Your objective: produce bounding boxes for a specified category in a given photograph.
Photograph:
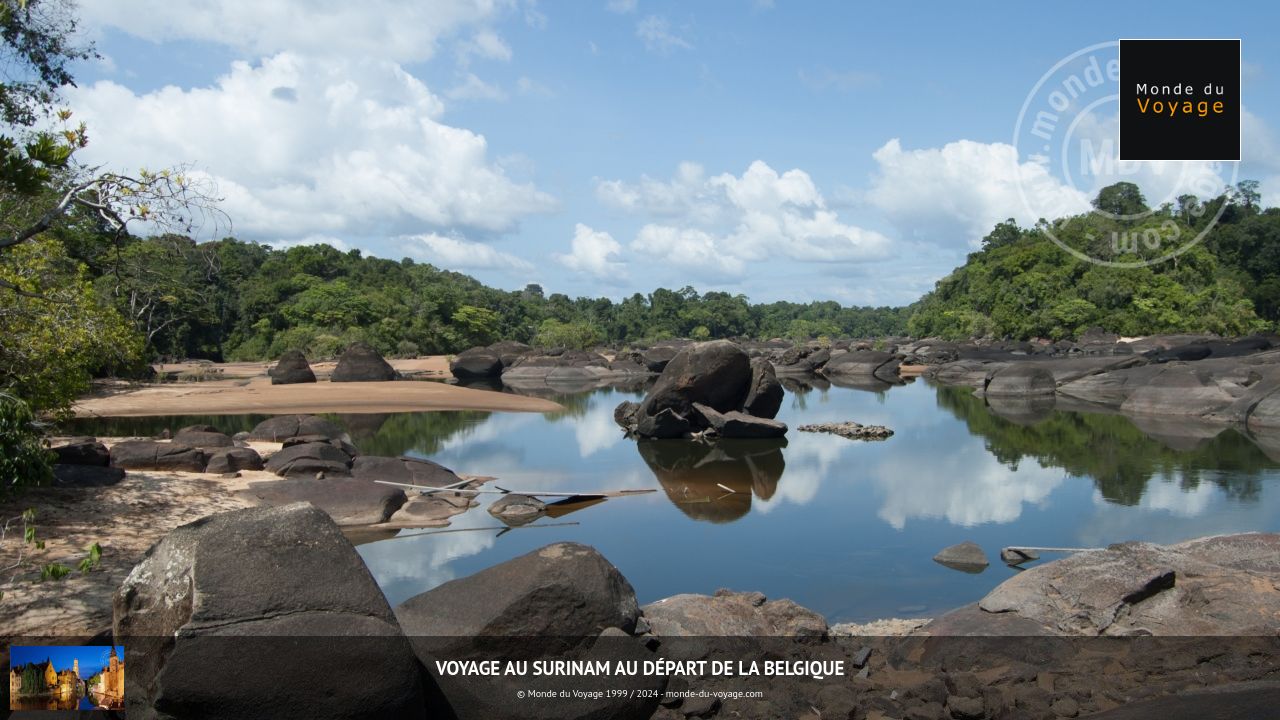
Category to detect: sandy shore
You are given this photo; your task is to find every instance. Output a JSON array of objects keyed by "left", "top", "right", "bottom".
[
  {"left": 74, "top": 356, "right": 562, "bottom": 417},
  {"left": 0, "top": 462, "right": 265, "bottom": 638}
]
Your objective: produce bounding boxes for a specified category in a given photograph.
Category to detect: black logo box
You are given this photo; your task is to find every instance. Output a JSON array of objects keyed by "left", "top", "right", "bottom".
[{"left": 1119, "top": 38, "right": 1241, "bottom": 161}]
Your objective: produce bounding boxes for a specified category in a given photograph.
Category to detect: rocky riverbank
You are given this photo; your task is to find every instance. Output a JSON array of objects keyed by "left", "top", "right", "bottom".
[{"left": 12, "top": 495, "right": 1276, "bottom": 719}]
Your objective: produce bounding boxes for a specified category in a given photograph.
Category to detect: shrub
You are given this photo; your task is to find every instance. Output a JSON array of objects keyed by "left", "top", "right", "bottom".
[{"left": 0, "top": 395, "right": 53, "bottom": 497}]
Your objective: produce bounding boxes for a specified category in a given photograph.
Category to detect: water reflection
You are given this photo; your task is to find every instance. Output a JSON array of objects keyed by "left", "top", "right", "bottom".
[
  {"left": 67, "top": 378, "right": 1280, "bottom": 621},
  {"left": 638, "top": 439, "right": 787, "bottom": 523}
]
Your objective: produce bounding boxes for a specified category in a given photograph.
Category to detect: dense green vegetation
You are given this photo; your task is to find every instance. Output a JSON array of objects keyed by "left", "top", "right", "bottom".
[
  {"left": 908, "top": 182, "right": 1276, "bottom": 341},
  {"left": 42, "top": 231, "right": 913, "bottom": 364}
]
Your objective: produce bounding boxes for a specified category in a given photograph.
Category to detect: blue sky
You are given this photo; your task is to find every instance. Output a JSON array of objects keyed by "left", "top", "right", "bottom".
[
  {"left": 65, "top": 2, "right": 1280, "bottom": 306},
  {"left": 10, "top": 645, "right": 124, "bottom": 677}
]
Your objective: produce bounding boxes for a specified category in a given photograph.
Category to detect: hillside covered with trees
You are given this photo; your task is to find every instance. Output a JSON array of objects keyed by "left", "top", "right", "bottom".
[{"left": 907, "top": 181, "right": 1278, "bottom": 341}]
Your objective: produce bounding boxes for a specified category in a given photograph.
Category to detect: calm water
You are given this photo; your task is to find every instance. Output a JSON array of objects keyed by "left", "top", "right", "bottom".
[{"left": 69, "top": 380, "right": 1280, "bottom": 623}]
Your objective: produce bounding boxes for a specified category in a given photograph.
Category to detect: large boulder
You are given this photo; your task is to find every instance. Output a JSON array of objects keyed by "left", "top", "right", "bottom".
[
  {"left": 693, "top": 404, "right": 788, "bottom": 439},
  {"left": 1247, "top": 385, "right": 1280, "bottom": 431},
  {"left": 241, "top": 477, "right": 407, "bottom": 525},
  {"left": 1057, "top": 364, "right": 1168, "bottom": 408},
  {"left": 974, "top": 533, "right": 1280, "bottom": 636},
  {"left": 821, "top": 350, "right": 900, "bottom": 382},
  {"left": 983, "top": 363, "right": 1056, "bottom": 397},
  {"left": 331, "top": 342, "right": 399, "bottom": 382},
  {"left": 109, "top": 441, "right": 209, "bottom": 472},
  {"left": 621, "top": 340, "right": 754, "bottom": 438},
  {"left": 204, "top": 447, "right": 264, "bottom": 474},
  {"left": 350, "top": 455, "right": 463, "bottom": 488},
  {"left": 641, "top": 589, "right": 828, "bottom": 637},
  {"left": 1120, "top": 366, "right": 1237, "bottom": 418},
  {"left": 488, "top": 340, "right": 533, "bottom": 368},
  {"left": 396, "top": 541, "right": 641, "bottom": 658},
  {"left": 450, "top": 346, "right": 503, "bottom": 380},
  {"left": 933, "top": 541, "right": 989, "bottom": 573},
  {"left": 264, "top": 441, "right": 355, "bottom": 477},
  {"left": 247, "top": 414, "right": 346, "bottom": 442},
  {"left": 268, "top": 349, "right": 317, "bottom": 385},
  {"left": 641, "top": 345, "right": 678, "bottom": 373},
  {"left": 173, "top": 426, "right": 235, "bottom": 448},
  {"left": 51, "top": 437, "right": 110, "bottom": 466},
  {"left": 114, "top": 503, "right": 424, "bottom": 718},
  {"left": 742, "top": 358, "right": 784, "bottom": 419}
]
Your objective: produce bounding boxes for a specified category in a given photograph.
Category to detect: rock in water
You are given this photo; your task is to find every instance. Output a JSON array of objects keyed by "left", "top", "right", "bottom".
[
  {"left": 933, "top": 541, "right": 990, "bottom": 573},
  {"left": 113, "top": 503, "right": 424, "bottom": 719},
  {"left": 268, "top": 349, "right": 317, "bottom": 385},
  {"left": 450, "top": 346, "right": 503, "bottom": 379},
  {"left": 743, "top": 358, "right": 784, "bottom": 419},
  {"left": 798, "top": 422, "right": 893, "bottom": 440},
  {"left": 247, "top": 414, "right": 347, "bottom": 442},
  {"left": 487, "top": 493, "right": 547, "bottom": 525},
  {"left": 693, "top": 403, "right": 788, "bottom": 439},
  {"left": 984, "top": 364, "right": 1056, "bottom": 397},
  {"left": 331, "top": 342, "right": 399, "bottom": 382},
  {"left": 641, "top": 340, "right": 752, "bottom": 420}
]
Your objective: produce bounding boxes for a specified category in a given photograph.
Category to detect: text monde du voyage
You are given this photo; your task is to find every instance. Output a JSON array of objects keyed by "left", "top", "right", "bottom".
[{"left": 1134, "top": 82, "right": 1229, "bottom": 118}]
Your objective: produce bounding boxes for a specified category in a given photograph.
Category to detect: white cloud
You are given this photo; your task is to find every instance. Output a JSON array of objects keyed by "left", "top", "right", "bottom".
[
  {"left": 556, "top": 224, "right": 625, "bottom": 277},
  {"left": 606, "top": 0, "right": 638, "bottom": 13},
  {"left": 405, "top": 233, "right": 534, "bottom": 273},
  {"left": 600, "top": 160, "right": 891, "bottom": 279},
  {"left": 456, "top": 28, "right": 513, "bottom": 65},
  {"left": 68, "top": 53, "right": 555, "bottom": 243},
  {"left": 867, "top": 138, "right": 1091, "bottom": 248},
  {"left": 80, "top": 0, "right": 512, "bottom": 63},
  {"left": 636, "top": 15, "right": 692, "bottom": 54},
  {"left": 447, "top": 72, "right": 508, "bottom": 101}
]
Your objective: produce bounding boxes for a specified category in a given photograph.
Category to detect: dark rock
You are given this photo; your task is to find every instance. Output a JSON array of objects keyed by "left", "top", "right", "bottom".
[
  {"left": 693, "top": 403, "right": 787, "bottom": 439},
  {"left": 641, "top": 589, "right": 827, "bottom": 637},
  {"left": 268, "top": 349, "right": 317, "bottom": 385},
  {"left": 242, "top": 478, "right": 407, "bottom": 525},
  {"left": 264, "top": 441, "right": 355, "bottom": 477},
  {"left": 52, "top": 464, "right": 126, "bottom": 487},
  {"left": 947, "top": 694, "right": 985, "bottom": 720},
  {"left": 742, "top": 358, "right": 784, "bottom": 419},
  {"left": 487, "top": 493, "right": 547, "bottom": 525},
  {"left": 205, "top": 447, "right": 264, "bottom": 474},
  {"left": 1081, "top": 681, "right": 1280, "bottom": 720},
  {"left": 114, "top": 503, "right": 423, "bottom": 719},
  {"left": 488, "top": 340, "right": 532, "bottom": 368},
  {"left": 396, "top": 542, "right": 640, "bottom": 659},
  {"left": 247, "top": 414, "right": 346, "bottom": 442},
  {"left": 641, "top": 340, "right": 752, "bottom": 420},
  {"left": 51, "top": 438, "right": 110, "bottom": 466},
  {"left": 681, "top": 694, "right": 720, "bottom": 718},
  {"left": 822, "top": 350, "right": 900, "bottom": 380},
  {"left": 1153, "top": 342, "right": 1214, "bottom": 363},
  {"left": 984, "top": 364, "right": 1056, "bottom": 397},
  {"left": 110, "top": 441, "right": 209, "bottom": 472},
  {"left": 1001, "top": 547, "right": 1040, "bottom": 565},
  {"left": 643, "top": 346, "right": 679, "bottom": 373},
  {"left": 331, "top": 342, "right": 398, "bottom": 382},
  {"left": 614, "top": 400, "right": 641, "bottom": 431},
  {"left": 350, "top": 455, "right": 462, "bottom": 488},
  {"left": 450, "top": 346, "right": 503, "bottom": 379},
  {"left": 636, "top": 407, "right": 694, "bottom": 439},
  {"left": 1120, "top": 366, "right": 1236, "bottom": 417},
  {"left": 933, "top": 541, "right": 989, "bottom": 573},
  {"left": 172, "top": 428, "right": 235, "bottom": 448}
]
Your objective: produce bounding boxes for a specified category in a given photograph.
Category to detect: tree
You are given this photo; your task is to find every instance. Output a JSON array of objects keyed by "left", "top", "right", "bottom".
[{"left": 1092, "top": 182, "right": 1148, "bottom": 217}]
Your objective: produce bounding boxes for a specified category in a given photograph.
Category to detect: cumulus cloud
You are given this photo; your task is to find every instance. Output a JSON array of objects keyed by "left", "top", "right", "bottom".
[
  {"left": 867, "top": 138, "right": 1091, "bottom": 248},
  {"left": 67, "top": 53, "right": 555, "bottom": 243},
  {"left": 456, "top": 28, "right": 513, "bottom": 65},
  {"left": 79, "top": 0, "right": 511, "bottom": 63},
  {"left": 405, "top": 233, "right": 533, "bottom": 273},
  {"left": 556, "top": 224, "right": 625, "bottom": 277},
  {"left": 447, "top": 72, "right": 508, "bottom": 101},
  {"left": 636, "top": 15, "right": 692, "bottom": 54},
  {"left": 599, "top": 160, "right": 891, "bottom": 278}
]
